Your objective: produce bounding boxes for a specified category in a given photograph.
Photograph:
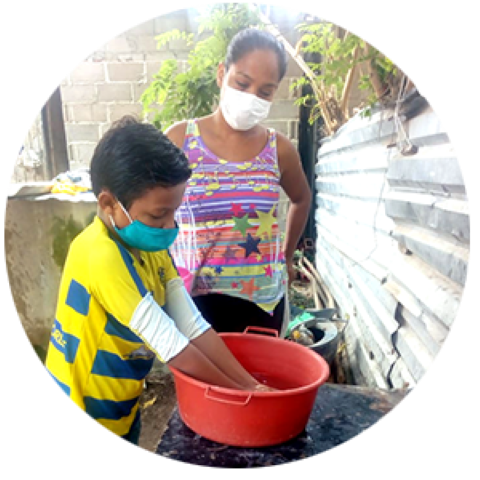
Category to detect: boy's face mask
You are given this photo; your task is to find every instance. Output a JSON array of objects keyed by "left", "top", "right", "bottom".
[
  {"left": 220, "top": 84, "right": 272, "bottom": 131},
  {"left": 109, "top": 201, "right": 179, "bottom": 252}
]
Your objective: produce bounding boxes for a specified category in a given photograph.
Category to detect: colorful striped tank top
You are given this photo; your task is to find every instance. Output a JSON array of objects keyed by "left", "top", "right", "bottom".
[{"left": 171, "top": 119, "right": 286, "bottom": 313}]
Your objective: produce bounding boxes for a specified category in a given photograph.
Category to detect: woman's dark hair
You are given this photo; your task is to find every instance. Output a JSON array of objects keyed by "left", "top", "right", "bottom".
[
  {"left": 90, "top": 115, "right": 191, "bottom": 208},
  {"left": 225, "top": 28, "right": 288, "bottom": 82}
]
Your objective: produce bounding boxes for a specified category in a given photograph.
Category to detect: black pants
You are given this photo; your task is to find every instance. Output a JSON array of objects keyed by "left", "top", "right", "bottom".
[{"left": 193, "top": 294, "right": 285, "bottom": 334}]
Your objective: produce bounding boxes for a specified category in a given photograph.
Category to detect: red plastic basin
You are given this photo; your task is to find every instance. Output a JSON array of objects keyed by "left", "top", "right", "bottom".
[{"left": 170, "top": 328, "right": 330, "bottom": 447}]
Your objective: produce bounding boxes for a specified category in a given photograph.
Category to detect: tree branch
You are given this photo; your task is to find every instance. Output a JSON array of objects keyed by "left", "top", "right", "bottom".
[
  {"left": 258, "top": 12, "right": 336, "bottom": 136},
  {"left": 340, "top": 45, "right": 361, "bottom": 119}
]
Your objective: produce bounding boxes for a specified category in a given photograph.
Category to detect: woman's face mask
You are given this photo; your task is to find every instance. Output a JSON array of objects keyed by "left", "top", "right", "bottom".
[
  {"left": 109, "top": 201, "right": 179, "bottom": 252},
  {"left": 220, "top": 84, "right": 272, "bottom": 131}
]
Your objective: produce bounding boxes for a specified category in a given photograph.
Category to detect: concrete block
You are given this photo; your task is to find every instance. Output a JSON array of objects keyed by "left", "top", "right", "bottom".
[
  {"left": 285, "top": 59, "right": 303, "bottom": 78},
  {"left": 70, "top": 104, "right": 108, "bottom": 123},
  {"left": 97, "top": 83, "right": 133, "bottom": 102},
  {"left": 65, "top": 123, "right": 100, "bottom": 143},
  {"left": 275, "top": 78, "right": 302, "bottom": 102},
  {"left": 107, "top": 62, "right": 145, "bottom": 82},
  {"left": 288, "top": 120, "right": 299, "bottom": 140},
  {"left": 145, "top": 51, "right": 176, "bottom": 63},
  {"left": 61, "top": 85, "right": 96, "bottom": 103},
  {"left": 89, "top": 50, "right": 107, "bottom": 62},
  {"left": 135, "top": 35, "right": 159, "bottom": 53},
  {"left": 263, "top": 120, "right": 289, "bottom": 137},
  {"left": 146, "top": 61, "right": 163, "bottom": 81},
  {"left": 134, "top": 82, "right": 149, "bottom": 103},
  {"left": 105, "top": 35, "right": 137, "bottom": 53},
  {"left": 71, "top": 143, "right": 97, "bottom": 167},
  {"left": 109, "top": 103, "right": 144, "bottom": 122},
  {"left": 275, "top": 79, "right": 291, "bottom": 101},
  {"left": 269, "top": 100, "right": 300, "bottom": 120},
  {"left": 100, "top": 123, "right": 113, "bottom": 137},
  {"left": 70, "top": 62, "right": 105, "bottom": 84},
  {"left": 113, "top": 53, "right": 146, "bottom": 63}
]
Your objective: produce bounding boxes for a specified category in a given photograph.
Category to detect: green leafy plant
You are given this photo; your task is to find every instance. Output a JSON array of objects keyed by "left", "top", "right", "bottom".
[
  {"left": 291, "top": 21, "right": 405, "bottom": 134},
  {"left": 141, "top": 3, "right": 265, "bottom": 130}
]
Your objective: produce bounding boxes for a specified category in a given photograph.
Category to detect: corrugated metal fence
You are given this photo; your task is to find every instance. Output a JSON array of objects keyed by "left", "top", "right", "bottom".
[{"left": 314, "top": 92, "right": 469, "bottom": 389}]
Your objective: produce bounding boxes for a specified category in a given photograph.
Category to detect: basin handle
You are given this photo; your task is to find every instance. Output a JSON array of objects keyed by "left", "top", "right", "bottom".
[
  {"left": 204, "top": 387, "right": 252, "bottom": 406},
  {"left": 243, "top": 326, "right": 279, "bottom": 337}
]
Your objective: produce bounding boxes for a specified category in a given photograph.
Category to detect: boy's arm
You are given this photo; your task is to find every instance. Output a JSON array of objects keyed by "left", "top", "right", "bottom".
[
  {"left": 163, "top": 278, "right": 262, "bottom": 390},
  {"left": 190, "top": 329, "right": 261, "bottom": 390},
  {"left": 130, "top": 292, "right": 244, "bottom": 389},
  {"left": 90, "top": 244, "right": 245, "bottom": 389},
  {"left": 168, "top": 342, "right": 246, "bottom": 390}
]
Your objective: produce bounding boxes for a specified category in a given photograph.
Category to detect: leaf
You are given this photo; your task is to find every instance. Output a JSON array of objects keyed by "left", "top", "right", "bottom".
[{"left": 140, "top": 3, "right": 268, "bottom": 127}]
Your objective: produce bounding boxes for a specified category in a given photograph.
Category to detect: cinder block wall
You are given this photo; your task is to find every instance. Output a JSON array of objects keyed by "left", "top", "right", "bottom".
[{"left": 60, "top": 8, "right": 303, "bottom": 170}]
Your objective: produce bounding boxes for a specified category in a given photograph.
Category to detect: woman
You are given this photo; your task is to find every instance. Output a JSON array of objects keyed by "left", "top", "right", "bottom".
[{"left": 167, "top": 28, "right": 311, "bottom": 335}]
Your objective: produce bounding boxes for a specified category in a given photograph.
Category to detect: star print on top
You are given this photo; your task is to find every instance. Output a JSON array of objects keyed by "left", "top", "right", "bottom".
[
  {"left": 232, "top": 214, "right": 252, "bottom": 237},
  {"left": 238, "top": 233, "right": 261, "bottom": 258},
  {"left": 171, "top": 119, "right": 286, "bottom": 314}
]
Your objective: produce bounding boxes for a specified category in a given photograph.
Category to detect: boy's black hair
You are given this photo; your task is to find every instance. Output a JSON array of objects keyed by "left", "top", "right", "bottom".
[
  {"left": 225, "top": 28, "right": 288, "bottom": 82},
  {"left": 90, "top": 116, "right": 191, "bottom": 209}
]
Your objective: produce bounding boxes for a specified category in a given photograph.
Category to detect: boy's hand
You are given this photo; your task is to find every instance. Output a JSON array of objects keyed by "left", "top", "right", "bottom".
[{"left": 254, "top": 383, "right": 277, "bottom": 392}]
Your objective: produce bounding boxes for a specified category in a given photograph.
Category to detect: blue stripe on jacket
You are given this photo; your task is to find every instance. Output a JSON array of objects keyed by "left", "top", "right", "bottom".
[
  {"left": 91, "top": 349, "right": 154, "bottom": 380},
  {"left": 84, "top": 395, "right": 140, "bottom": 420}
]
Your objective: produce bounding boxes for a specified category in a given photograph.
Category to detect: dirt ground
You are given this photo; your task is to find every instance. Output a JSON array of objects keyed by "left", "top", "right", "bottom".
[{"left": 138, "top": 370, "right": 177, "bottom": 452}]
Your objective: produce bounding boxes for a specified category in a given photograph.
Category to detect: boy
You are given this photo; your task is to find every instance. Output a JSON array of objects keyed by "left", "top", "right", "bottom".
[{"left": 45, "top": 116, "right": 267, "bottom": 445}]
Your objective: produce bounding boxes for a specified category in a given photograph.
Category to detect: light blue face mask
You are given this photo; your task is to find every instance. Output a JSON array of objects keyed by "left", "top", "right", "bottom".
[{"left": 109, "top": 201, "right": 178, "bottom": 252}]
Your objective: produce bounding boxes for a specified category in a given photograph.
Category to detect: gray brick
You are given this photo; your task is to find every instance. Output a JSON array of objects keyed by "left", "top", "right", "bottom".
[
  {"left": 135, "top": 35, "right": 159, "bottom": 53},
  {"left": 70, "top": 62, "right": 105, "bottom": 83},
  {"left": 109, "top": 103, "right": 144, "bottom": 122},
  {"left": 133, "top": 82, "right": 149, "bottom": 103},
  {"left": 102, "top": 35, "right": 131, "bottom": 53},
  {"left": 97, "top": 84, "right": 133, "bottom": 102},
  {"left": 71, "top": 104, "right": 108, "bottom": 123},
  {"left": 65, "top": 124, "right": 100, "bottom": 143},
  {"left": 89, "top": 50, "right": 107, "bottom": 62},
  {"left": 146, "top": 61, "right": 163, "bottom": 81},
  {"left": 71, "top": 143, "right": 97, "bottom": 167},
  {"left": 107, "top": 62, "right": 145, "bottom": 82},
  {"left": 263, "top": 120, "right": 289, "bottom": 137},
  {"left": 61, "top": 85, "right": 96, "bottom": 103},
  {"left": 145, "top": 51, "right": 176, "bottom": 63},
  {"left": 275, "top": 79, "right": 291, "bottom": 101},
  {"left": 63, "top": 105, "right": 72, "bottom": 122},
  {"left": 288, "top": 120, "right": 299, "bottom": 140},
  {"left": 112, "top": 53, "right": 146, "bottom": 63},
  {"left": 269, "top": 100, "right": 300, "bottom": 120},
  {"left": 285, "top": 59, "right": 303, "bottom": 78}
]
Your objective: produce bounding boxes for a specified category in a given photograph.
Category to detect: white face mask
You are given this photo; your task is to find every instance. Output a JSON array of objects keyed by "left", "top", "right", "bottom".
[{"left": 220, "top": 84, "right": 272, "bottom": 131}]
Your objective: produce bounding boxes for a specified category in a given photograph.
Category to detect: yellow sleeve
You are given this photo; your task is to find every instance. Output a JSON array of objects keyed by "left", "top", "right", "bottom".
[
  {"left": 89, "top": 239, "right": 147, "bottom": 327},
  {"left": 89, "top": 240, "right": 190, "bottom": 363}
]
